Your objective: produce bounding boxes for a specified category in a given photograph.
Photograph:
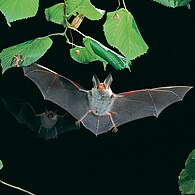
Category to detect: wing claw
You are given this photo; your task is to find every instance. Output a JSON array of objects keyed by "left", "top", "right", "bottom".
[
  {"left": 75, "top": 121, "right": 81, "bottom": 128},
  {"left": 112, "top": 127, "right": 118, "bottom": 133}
]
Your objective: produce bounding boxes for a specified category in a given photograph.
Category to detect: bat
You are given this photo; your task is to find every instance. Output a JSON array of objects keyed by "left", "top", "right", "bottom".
[
  {"left": 23, "top": 63, "right": 192, "bottom": 136},
  {"left": 1, "top": 96, "right": 78, "bottom": 140}
]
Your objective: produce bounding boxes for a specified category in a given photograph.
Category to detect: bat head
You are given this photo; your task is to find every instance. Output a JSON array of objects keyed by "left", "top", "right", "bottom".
[
  {"left": 92, "top": 74, "right": 113, "bottom": 92},
  {"left": 41, "top": 111, "right": 58, "bottom": 129},
  {"left": 44, "top": 110, "right": 57, "bottom": 119}
]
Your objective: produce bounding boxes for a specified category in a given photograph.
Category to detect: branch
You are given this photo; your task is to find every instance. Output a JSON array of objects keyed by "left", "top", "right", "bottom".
[{"left": 0, "top": 179, "right": 35, "bottom": 195}]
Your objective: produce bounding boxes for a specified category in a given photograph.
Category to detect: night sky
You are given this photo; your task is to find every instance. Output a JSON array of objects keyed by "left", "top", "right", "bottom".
[{"left": 0, "top": 0, "right": 194, "bottom": 194}]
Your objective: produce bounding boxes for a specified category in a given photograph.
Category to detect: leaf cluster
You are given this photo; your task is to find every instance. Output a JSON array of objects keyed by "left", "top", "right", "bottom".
[{"left": 0, "top": 0, "right": 150, "bottom": 73}]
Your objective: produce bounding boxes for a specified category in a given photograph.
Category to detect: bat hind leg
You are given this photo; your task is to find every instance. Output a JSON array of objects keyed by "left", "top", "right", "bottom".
[
  {"left": 106, "top": 112, "right": 118, "bottom": 133},
  {"left": 75, "top": 110, "right": 92, "bottom": 128}
]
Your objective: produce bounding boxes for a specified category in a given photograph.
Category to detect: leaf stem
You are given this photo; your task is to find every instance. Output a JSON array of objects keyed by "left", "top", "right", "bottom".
[
  {"left": 66, "top": 39, "right": 82, "bottom": 48},
  {"left": 63, "top": 28, "right": 82, "bottom": 48},
  {"left": 43, "top": 27, "right": 87, "bottom": 48},
  {"left": 116, "top": 0, "right": 120, "bottom": 10},
  {"left": 0, "top": 179, "right": 35, "bottom": 195},
  {"left": 69, "top": 27, "right": 87, "bottom": 38},
  {"left": 122, "top": 0, "right": 128, "bottom": 11},
  {"left": 47, "top": 32, "right": 65, "bottom": 37}
]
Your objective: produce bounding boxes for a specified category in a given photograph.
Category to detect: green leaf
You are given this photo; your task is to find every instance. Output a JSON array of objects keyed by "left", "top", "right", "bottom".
[
  {"left": 0, "top": 0, "right": 39, "bottom": 26},
  {"left": 76, "top": 0, "right": 105, "bottom": 20},
  {"left": 179, "top": 149, "right": 195, "bottom": 195},
  {"left": 0, "top": 160, "right": 3, "bottom": 170},
  {"left": 66, "top": 0, "right": 80, "bottom": 17},
  {"left": 70, "top": 37, "right": 131, "bottom": 70},
  {"left": 0, "top": 36, "right": 53, "bottom": 74},
  {"left": 89, "top": 38, "right": 131, "bottom": 70},
  {"left": 45, "top": 3, "right": 66, "bottom": 26},
  {"left": 70, "top": 46, "right": 98, "bottom": 64},
  {"left": 150, "top": 0, "right": 191, "bottom": 8},
  {"left": 66, "top": 0, "right": 105, "bottom": 20},
  {"left": 70, "top": 38, "right": 107, "bottom": 68},
  {"left": 103, "top": 8, "right": 148, "bottom": 61}
]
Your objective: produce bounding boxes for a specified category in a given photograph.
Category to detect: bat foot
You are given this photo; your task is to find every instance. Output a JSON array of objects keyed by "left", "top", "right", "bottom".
[
  {"left": 112, "top": 127, "right": 118, "bottom": 133},
  {"left": 111, "top": 111, "right": 117, "bottom": 116},
  {"left": 75, "top": 121, "right": 81, "bottom": 128}
]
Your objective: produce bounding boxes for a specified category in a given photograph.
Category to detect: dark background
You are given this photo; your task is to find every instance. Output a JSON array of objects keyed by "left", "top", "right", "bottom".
[{"left": 0, "top": 0, "right": 194, "bottom": 194}]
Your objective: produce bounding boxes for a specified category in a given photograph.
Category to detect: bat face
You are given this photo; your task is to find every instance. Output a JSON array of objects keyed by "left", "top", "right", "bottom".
[
  {"left": 23, "top": 63, "right": 192, "bottom": 136},
  {"left": 45, "top": 110, "right": 56, "bottom": 119},
  {"left": 40, "top": 111, "right": 58, "bottom": 129}
]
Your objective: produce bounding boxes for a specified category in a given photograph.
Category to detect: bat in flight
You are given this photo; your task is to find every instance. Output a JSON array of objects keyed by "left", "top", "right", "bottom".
[
  {"left": 1, "top": 96, "right": 78, "bottom": 140},
  {"left": 23, "top": 63, "right": 192, "bottom": 136}
]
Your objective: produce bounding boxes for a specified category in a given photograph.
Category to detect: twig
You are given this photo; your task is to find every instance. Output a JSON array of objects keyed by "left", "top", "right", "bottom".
[
  {"left": 122, "top": 0, "right": 128, "bottom": 11},
  {"left": 47, "top": 32, "right": 65, "bottom": 37},
  {"left": 70, "top": 29, "right": 74, "bottom": 48},
  {"left": 69, "top": 27, "right": 87, "bottom": 38},
  {"left": 0, "top": 179, "right": 35, "bottom": 195},
  {"left": 116, "top": 0, "right": 121, "bottom": 10}
]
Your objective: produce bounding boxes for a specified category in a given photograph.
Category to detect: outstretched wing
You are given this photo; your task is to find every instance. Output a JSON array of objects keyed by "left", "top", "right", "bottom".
[
  {"left": 63, "top": 86, "right": 192, "bottom": 136},
  {"left": 55, "top": 114, "right": 79, "bottom": 136},
  {"left": 1, "top": 96, "right": 41, "bottom": 132},
  {"left": 23, "top": 63, "right": 90, "bottom": 121},
  {"left": 110, "top": 86, "right": 192, "bottom": 128}
]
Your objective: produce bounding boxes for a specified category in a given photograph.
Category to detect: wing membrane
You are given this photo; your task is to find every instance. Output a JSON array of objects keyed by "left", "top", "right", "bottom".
[
  {"left": 111, "top": 86, "right": 192, "bottom": 128},
  {"left": 23, "top": 63, "right": 89, "bottom": 120}
]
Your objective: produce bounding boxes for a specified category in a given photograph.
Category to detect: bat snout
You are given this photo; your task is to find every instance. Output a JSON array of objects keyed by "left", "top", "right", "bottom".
[{"left": 98, "top": 83, "right": 106, "bottom": 91}]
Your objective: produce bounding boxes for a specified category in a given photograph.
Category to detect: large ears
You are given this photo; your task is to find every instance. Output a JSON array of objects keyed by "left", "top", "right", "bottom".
[
  {"left": 92, "top": 74, "right": 100, "bottom": 88},
  {"left": 104, "top": 74, "right": 113, "bottom": 89}
]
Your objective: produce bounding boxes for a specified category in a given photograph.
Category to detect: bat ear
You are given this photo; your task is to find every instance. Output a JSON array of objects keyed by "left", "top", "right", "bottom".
[
  {"left": 92, "top": 74, "right": 100, "bottom": 88},
  {"left": 104, "top": 74, "right": 113, "bottom": 89}
]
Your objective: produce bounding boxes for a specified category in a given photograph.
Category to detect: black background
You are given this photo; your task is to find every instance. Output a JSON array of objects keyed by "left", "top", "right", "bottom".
[{"left": 0, "top": 0, "right": 194, "bottom": 194}]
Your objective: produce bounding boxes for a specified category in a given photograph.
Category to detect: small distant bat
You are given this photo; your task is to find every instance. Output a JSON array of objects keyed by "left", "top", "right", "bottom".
[
  {"left": 23, "top": 63, "right": 192, "bottom": 136},
  {"left": 1, "top": 96, "right": 78, "bottom": 140}
]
